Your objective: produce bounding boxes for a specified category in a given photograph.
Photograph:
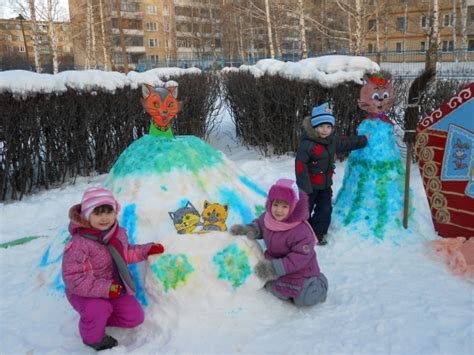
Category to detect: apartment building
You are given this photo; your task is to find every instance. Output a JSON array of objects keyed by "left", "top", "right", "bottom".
[
  {"left": 0, "top": 17, "right": 73, "bottom": 70},
  {"left": 364, "top": 0, "right": 474, "bottom": 58}
]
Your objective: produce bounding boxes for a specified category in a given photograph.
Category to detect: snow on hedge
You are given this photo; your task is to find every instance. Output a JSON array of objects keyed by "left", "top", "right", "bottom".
[{"left": 224, "top": 55, "right": 380, "bottom": 87}]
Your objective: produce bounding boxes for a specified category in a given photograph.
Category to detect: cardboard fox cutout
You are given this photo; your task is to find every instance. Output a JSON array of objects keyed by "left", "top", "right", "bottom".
[{"left": 141, "top": 82, "right": 181, "bottom": 138}]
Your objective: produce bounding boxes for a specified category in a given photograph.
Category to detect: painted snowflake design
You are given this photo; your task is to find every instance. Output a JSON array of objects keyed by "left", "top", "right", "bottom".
[
  {"left": 150, "top": 254, "right": 194, "bottom": 292},
  {"left": 212, "top": 243, "right": 252, "bottom": 288}
]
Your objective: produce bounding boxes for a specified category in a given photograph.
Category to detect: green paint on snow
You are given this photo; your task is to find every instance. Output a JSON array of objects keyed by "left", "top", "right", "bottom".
[
  {"left": 213, "top": 243, "right": 252, "bottom": 288},
  {"left": 109, "top": 135, "right": 224, "bottom": 178},
  {"left": 0, "top": 235, "right": 46, "bottom": 249},
  {"left": 150, "top": 254, "right": 194, "bottom": 292}
]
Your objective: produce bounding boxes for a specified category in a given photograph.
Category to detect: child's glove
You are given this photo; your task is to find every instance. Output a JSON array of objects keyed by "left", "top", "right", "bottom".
[
  {"left": 148, "top": 243, "right": 165, "bottom": 255},
  {"left": 109, "top": 282, "right": 122, "bottom": 298},
  {"left": 254, "top": 260, "right": 277, "bottom": 280},
  {"left": 230, "top": 224, "right": 259, "bottom": 240}
]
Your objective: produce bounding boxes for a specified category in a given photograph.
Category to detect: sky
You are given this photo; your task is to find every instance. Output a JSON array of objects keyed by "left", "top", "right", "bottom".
[{"left": 0, "top": 58, "right": 473, "bottom": 354}]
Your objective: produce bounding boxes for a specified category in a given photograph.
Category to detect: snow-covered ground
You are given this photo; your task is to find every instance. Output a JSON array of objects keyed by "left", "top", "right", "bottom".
[{"left": 0, "top": 103, "right": 473, "bottom": 355}]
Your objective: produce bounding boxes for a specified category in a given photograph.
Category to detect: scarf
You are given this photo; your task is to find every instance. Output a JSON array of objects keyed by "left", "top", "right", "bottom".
[
  {"left": 264, "top": 212, "right": 302, "bottom": 231},
  {"left": 366, "top": 112, "right": 394, "bottom": 125},
  {"left": 77, "top": 222, "right": 136, "bottom": 293},
  {"left": 264, "top": 213, "right": 318, "bottom": 242}
]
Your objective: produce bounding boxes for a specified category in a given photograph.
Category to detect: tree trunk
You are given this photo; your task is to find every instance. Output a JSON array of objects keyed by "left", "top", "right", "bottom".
[
  {"left": 28, "top": 0, "right": 42, "bottom": 72},
  {"left": 264, "top": 0, "right": 275, "bottom": 58},
  {"left": 298, "top": 0, "right": 307, "bottom": 59},
  {"left": 47, "top": 0, "right": 59, "bottom": 73},
  {"left": 115, "top": 0, "right": 128, "bottom": 73},
  {"left": 354, "top": 0, "right": 362, "bottom": 55},
  {"left": 452, "top": 0, "right": 457, "bottom": 58},
  {"left": 425, "top": 0, "right": 439, "bottom": 71},
  {"left": 459, "top": 0, "right": 467, "bottom": 60},
  {"left": 85, "top": 0, "right": 91, "bottom": 69},
  {"left": 98, "top": 0, "right": 109, "bottom": 70}
]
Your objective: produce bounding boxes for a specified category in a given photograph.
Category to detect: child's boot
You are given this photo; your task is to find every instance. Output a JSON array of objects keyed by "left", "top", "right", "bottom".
[
  {"left": 317, "top": 235, "right": 327, "bottom": 245},
  {"left": 85, "top": 335, "right": 118, "bottom": 351}
]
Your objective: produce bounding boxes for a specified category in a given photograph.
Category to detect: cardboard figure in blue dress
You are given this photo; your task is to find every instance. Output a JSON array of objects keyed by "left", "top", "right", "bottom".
[{"left": 333, "top": 72, "right": 410, "bottom": 240}]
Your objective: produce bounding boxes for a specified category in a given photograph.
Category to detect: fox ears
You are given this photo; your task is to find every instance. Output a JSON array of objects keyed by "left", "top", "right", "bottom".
[{"left": 141, "top": 81, "right": 179, "bottom": 99}]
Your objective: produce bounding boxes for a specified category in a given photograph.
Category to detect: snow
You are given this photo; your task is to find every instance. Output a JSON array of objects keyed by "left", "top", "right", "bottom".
[
  {"left": 1, "top": 55, "right": 378, "bottom": 98},
  {"left": 0, "top": 59, "right": 473, "bottom": 354}
]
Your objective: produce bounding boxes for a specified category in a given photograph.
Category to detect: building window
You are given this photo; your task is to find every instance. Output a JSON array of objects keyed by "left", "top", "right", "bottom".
[
  {"left": 166, "top": 39, "right": 170, "bottom": 49},
  {"left": 145, "top": 5, "right": 157, "bottom": 15},
  {"left": 149, "top": 54, "right": 159, "bottom": 62},
  {"left": 368, "top": 19, "right": 376, "bottom": 31},
  {"left": 396, "top": 17, "right": 406, "bottom": 31},
  {"left": 468, "top": 40, "right": 474, "bottom": 51},
  {"left": 4, "top": 34, "right": 12, "bottom": 41},
  {"left": 420, "top": 41, "right": 426, "bottom": 52},
  {"left": 164, "top": 23, "right": 170, "bottom": 32},
  {"left": 368, "top": 0, "right": 375, "bottom": 4},
  {"left": 442, "top": 40, "right": 454, "bottom": 52},
  {"left": 368, "top": 43, "right": 374, "bottom": 53},
  {"left": 18, "top": 46, "right": 25, "bottom": 52},
  {"left": 149, "top": 38, "right": 158, "bottom": 48},
  {"left": 396, "top": 42, "right": 403, "bottom": 52},
  {"left": 177, "top": 37, "right": 192, "bottom": 48},
  {"left": 163, "top": 5, "right": 170, "bottom": 16},
  {"left": 420, "top": 16, "right": 429, "bottom": 28},
  {"left": 443, "top": 14, "right": 453, "bottom": 27},
  {"left": 146, "top": 22, "right": 157, "bottom": 31}
]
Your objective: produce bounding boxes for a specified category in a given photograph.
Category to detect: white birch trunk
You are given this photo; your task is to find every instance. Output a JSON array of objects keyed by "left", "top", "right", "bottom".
[
  {"left": 98, "top": 0, "right": 109, "bottom": 70},
  {"left": 47, "top": 0, "right": 59, "bottom": 73},
  {"left": 264, "top": 0, "right": 275, "bottom": 58},
  {"left": 459, "top": 0, "right": 468, "bottom": 60},
  {"left": 90, "top": 0, "right": 97, "bottom": 68},
  {"left": 298, "top": 0, "right": 307, "bottom": 59},
  {"left": 85, "top": 0, "right": 92, "bottom": 69},
  {"left": 375, "top": 0, "right": 380, "bottom": 53},
  {"left": 452, "top": 0, "right": 457, "bottom": 55},
  {"left": 28, "top": 0, "right": 42, "bottom": 72},
  {"left": 354, "top": 0, "right": 362, "bottom": 55}
]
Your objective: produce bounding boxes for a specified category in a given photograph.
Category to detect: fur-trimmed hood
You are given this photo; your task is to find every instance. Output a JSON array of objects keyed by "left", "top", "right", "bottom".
[{"left": 301, "top": 116, "right": 335, "bottom": 145}]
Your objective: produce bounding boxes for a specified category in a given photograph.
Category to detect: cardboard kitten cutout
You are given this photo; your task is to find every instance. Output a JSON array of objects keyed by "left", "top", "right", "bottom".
[
  {"left": 358, "top": 72, "right": 395, "bottom": 121},
  {"left": 141, "top": 81, "right": 181, "bottom": 138}
]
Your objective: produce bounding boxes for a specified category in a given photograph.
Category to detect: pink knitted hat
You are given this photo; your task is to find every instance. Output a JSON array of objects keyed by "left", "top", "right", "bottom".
[
  {"left": 80, "top": 186, "right": 120, "bottom": 221},
  {"left": 265, "top": 178, "right": 300, "bottom": 217}
]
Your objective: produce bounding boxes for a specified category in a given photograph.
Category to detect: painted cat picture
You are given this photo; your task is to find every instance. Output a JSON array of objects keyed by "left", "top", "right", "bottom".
[
  {"left": 201, "top": 201, "right": 228, "bottom": 232},
  {"left": 169, "top": 201, "right": 202, "bottom": 234}
]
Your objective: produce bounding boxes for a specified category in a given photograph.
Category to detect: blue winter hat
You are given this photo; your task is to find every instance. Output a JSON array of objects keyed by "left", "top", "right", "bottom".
[{"left": 310, "top": 103, "right": 335, "bottom": 127}]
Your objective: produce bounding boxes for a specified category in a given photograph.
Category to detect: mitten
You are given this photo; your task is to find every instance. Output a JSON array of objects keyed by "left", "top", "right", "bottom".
[
  {"left": 230, "top": 223, "right": 259, "bottom": 240},
  {"left": 109, "top": 282, "right": 122, "bottom": 298},
  {"left": 148, "top": 243, "right": 165, "bottom": 255},
  {"left": 254, "top": 260, "right": 277, "bottom": 280}
]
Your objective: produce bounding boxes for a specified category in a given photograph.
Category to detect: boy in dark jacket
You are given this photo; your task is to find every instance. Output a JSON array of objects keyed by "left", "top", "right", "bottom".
[{"left": 295, "top": 103, "right": 368, "bottom": 245}]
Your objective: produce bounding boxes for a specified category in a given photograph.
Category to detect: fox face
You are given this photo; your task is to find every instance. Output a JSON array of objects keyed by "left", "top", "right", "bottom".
[{"left": 141, "top": 83, "right": 181, "bottom": 131}]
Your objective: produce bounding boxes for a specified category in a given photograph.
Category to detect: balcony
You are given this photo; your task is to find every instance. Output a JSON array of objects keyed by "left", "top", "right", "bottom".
[
  {"left": 111, "top": 28, "right": 144, "bottom": 36},
  {"left": 113, "top": 46, "right": 145, "bottom": 53},
  {"left": 110, "top": 10, "right": 144, "bottom": 20}
]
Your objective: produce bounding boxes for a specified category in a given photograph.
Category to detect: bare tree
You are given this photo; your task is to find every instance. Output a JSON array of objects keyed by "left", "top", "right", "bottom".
[
  {"left": 297, "top": 0, "right": 307, "bottom": 59},
  {"left": 46, "top": 0, "right": 59, "bottom": 73},
  {"left": 28, "top": 0, "right": 42, "bottom": 72},
  {"left": 459, "top": 0, "right": 468, "bottom": 60},
  {"left": 425, "top": 0, "right": 439, "bottom": 71},
  {"left": 264, "top": 0, "right": 275, "bottom": 58},
  {"left": 114, "top": 0, "right": 128, "bottom": 73},
  {"left": 98, "top": 0, "right": 109, "bottom": 70}
]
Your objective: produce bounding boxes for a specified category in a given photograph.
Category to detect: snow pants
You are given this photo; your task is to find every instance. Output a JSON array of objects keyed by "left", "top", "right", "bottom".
[
  {"left": 265, "top": 273, "right": 328, "bottom": 307},
  {"left": 308, "top": 188, "right": 332, "bottom": 237},
  {"left": 67, "top": 293, "right": 144, "bottom": 344}
]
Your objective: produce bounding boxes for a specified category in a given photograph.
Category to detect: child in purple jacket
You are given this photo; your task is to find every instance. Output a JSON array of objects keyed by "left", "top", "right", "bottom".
[
  {"left": 231, "top": 179, "right": 328, "bottom": 306},
  {"left": 62, "top": 186, "right": 165, "bottom": 351}
]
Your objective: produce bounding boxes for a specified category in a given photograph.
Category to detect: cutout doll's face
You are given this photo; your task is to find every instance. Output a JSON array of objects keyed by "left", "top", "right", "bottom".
[{"left": 358, "top": 74, "right": 395, "bottom": 114}]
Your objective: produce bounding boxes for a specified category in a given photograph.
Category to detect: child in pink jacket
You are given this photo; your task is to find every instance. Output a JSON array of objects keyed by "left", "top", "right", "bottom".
[{"left": 62, "top": 186, "right": 165, "bottom": 351}]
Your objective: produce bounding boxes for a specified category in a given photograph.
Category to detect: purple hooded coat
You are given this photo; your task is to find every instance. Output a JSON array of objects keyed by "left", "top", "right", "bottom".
[
  {"left": 62, "top": 204, "right": 153, "bottom": 299},
  {"left": 255, "top": 179, "right": 321, "bottom": 299}
]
